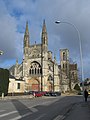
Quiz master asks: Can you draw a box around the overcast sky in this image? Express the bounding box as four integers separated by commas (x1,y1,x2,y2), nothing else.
0,0,90,79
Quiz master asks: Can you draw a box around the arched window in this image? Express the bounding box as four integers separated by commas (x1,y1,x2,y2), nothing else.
63,64,64,69
29,61,41,76
32,69,34,74
38,68,39,74
29,69,31,74
35,68,36,74
63,52,66,60
48,75,53,81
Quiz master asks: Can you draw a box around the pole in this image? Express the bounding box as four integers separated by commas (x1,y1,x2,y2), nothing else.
55,21,84,94
53,61,54,92
41,43,43,91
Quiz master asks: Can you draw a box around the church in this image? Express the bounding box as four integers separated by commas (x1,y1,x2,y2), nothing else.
9,20,62,93
9,20,79,94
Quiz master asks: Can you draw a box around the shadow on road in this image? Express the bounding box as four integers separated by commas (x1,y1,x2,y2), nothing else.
11,99,32,119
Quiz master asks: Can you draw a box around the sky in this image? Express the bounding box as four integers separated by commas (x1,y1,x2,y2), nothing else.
0,0,90,79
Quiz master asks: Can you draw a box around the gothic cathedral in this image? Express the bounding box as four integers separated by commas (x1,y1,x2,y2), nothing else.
9,20,60,92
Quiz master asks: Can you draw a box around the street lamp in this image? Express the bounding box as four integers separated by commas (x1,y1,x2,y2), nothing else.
0,50,4,55
55,21,84,93
41,43,43,91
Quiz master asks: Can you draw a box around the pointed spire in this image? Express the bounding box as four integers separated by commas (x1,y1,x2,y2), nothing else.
42,19,47,33
16,59,18,66
41,19,48,48
16,59,18,63
25,21,29,35
24,21,30,47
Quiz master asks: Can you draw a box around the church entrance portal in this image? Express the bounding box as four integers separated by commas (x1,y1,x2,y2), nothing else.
26,78,40,91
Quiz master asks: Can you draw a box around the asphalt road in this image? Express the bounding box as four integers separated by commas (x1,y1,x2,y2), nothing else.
0,95,83,120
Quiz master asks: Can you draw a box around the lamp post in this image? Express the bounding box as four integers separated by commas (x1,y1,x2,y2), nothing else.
41,43,43,91
52,61,54,92
0,50,4,98
55,21,84,94
0,50,3,55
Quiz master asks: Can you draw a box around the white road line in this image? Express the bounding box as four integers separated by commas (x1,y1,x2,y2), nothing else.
30,107,38,112
0,111,17,118
10,112,32,120
10,116,21,120
53,115,65,120
34,114,46,120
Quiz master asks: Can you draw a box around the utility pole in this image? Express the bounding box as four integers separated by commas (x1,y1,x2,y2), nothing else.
53,61,54,92
41,43,43,91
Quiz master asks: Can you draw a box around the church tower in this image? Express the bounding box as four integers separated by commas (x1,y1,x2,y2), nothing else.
60,49,70,78
23,21,30,59
41,20,48,52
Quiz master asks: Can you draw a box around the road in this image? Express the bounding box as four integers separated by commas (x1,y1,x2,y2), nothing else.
0,95,83,120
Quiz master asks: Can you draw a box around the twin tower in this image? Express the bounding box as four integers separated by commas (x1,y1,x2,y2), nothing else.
24,20,69,75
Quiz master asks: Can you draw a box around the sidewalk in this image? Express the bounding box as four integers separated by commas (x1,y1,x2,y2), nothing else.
64,100,90,120
0,95,34,100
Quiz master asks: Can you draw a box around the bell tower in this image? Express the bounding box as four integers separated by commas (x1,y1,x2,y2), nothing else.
23,21,30,59
60,49,70,78
41,20,48,52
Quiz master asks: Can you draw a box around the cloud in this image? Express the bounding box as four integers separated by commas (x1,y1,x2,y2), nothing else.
0,0,90,78
0,0,23,66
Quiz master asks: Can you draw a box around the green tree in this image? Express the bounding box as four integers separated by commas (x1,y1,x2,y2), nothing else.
0,68,9,96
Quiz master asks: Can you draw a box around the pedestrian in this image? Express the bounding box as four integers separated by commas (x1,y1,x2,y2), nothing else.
84,89,88,102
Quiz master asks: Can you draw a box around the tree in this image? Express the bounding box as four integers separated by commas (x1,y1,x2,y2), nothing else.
0,68,9,96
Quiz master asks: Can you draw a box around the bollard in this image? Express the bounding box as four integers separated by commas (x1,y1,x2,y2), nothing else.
2,93,4,99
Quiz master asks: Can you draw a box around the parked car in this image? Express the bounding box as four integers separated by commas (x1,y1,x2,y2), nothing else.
50,92,61,96
44,92,51,96
54,92,61,96
33,91,43,97
44,91,61,96
77,91,83,95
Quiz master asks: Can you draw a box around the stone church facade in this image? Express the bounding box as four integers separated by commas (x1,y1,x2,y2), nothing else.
9,20,79,93
9,20,61,92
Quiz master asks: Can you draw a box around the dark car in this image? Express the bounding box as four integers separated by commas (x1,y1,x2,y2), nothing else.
44,91,61,96
50,92,61,96
54,92,61,96
77,91,83,95
44,92,51,96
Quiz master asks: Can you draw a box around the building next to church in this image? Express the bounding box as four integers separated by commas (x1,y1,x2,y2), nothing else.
9,20,79,94
60,49,79,92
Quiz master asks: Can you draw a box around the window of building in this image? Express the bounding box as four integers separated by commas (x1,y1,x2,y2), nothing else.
48,75,53,81
63,52,66,60
29,62,41,75
44,37,46,44
17,83,20,89
66,63,67,69
29,69,31,74
63,64,64,69
35,68,36,74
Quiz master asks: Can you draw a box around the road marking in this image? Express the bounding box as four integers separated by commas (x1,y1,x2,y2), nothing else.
34,114,46,120
53,115,65,120
0,111,17,118
30,107,38,112
9,112,32,120
10,116,21,120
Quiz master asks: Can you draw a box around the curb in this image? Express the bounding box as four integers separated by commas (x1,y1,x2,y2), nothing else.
0,95,34,100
